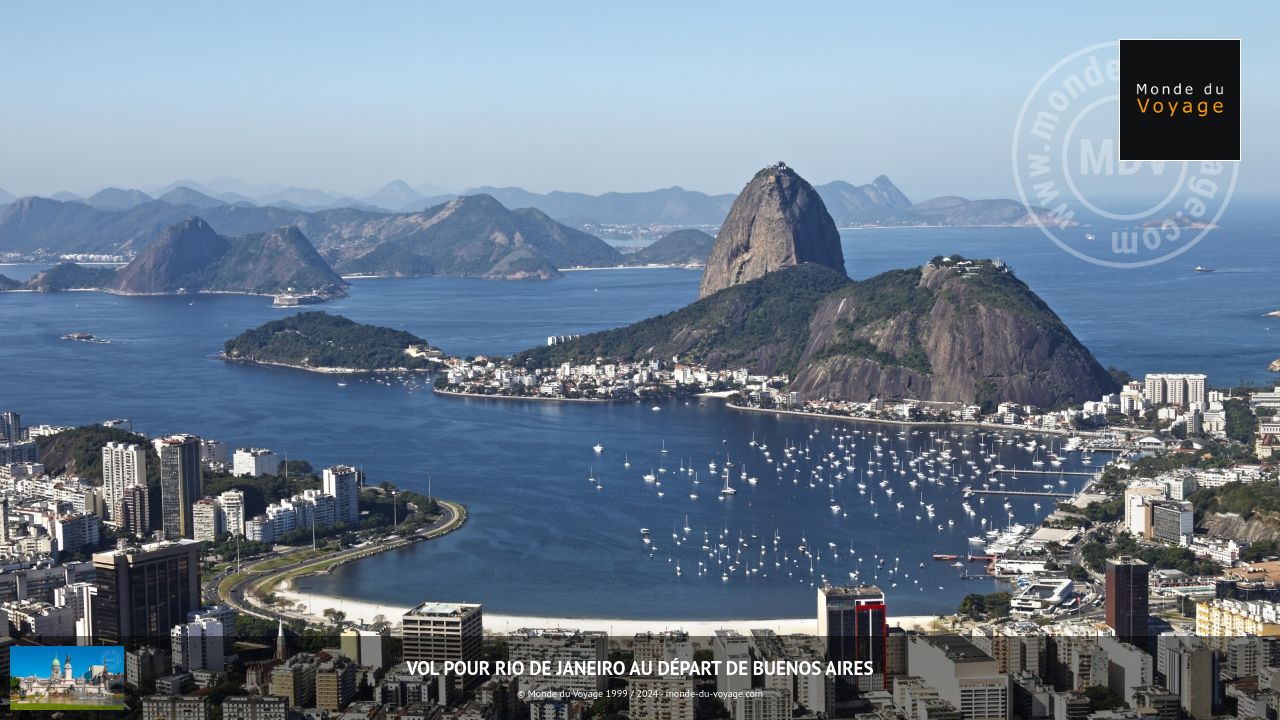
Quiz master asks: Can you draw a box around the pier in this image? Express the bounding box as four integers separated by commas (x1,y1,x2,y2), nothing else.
966,489,1074,499
993,468,1098,477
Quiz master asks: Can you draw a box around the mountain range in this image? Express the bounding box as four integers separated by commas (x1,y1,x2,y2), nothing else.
8,217,348,296
0,173,1058,248
0,190,623,277
515,163,1116,408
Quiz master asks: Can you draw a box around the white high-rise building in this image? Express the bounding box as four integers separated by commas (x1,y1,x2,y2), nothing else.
1143,373,1208,408
172,617,226,672
102,442,146,525
192,498,224,542
323,465,359,525
233,448,277,477
218,489,246,537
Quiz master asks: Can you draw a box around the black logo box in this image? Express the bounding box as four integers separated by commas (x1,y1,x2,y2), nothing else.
1119,39,1240,161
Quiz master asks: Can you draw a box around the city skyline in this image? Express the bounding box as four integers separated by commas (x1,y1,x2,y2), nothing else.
2,1,1277,199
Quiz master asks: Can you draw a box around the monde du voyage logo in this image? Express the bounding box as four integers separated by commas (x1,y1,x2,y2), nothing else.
1013,40,1241,268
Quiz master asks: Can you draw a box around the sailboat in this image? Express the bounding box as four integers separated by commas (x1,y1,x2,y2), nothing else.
720,469,737,496
624,454,630,469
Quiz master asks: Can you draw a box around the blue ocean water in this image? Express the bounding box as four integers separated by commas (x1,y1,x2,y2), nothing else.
0,203,1275,619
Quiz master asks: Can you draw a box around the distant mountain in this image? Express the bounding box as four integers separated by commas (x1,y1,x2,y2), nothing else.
361,180,427,212
321,195,622,279
255,186,342,209
813,176,1060,227
0,193,619,277
112,217,346,296
0,273,22,291
0,197,193,254
6,217,347,297
84,187,154,211
700,163,845,298
901,196,1051,226
813,176,912,223
50,191,82,202
455,186,736,226
625,229,716,266
0,188,15,204
158,187,228,209
335,241,436,277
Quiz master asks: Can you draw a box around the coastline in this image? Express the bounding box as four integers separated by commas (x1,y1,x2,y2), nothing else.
433,386,617,403
560,264,703,272
274,587,941,634
725,401,1091,438
220,353,436,375
4,285,344,300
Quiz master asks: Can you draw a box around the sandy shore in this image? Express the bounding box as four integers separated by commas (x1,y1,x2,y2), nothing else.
276,587,941,634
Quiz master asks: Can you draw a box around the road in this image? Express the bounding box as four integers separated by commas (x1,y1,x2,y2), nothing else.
209,499,466,623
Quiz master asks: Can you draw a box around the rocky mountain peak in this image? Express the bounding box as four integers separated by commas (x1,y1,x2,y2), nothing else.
698,163,845,298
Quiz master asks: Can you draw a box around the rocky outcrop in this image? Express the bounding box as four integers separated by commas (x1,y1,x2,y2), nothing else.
1202,512,1280,544
698,163,845,298
789,259,1117,408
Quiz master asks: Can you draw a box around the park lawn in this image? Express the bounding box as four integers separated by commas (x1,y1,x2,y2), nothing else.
13,700,127,710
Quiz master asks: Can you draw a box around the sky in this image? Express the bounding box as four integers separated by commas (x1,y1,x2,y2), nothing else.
1,1,1276,200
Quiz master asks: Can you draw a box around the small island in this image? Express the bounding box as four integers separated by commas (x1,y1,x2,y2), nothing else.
221,311,442,373
60,332,109,344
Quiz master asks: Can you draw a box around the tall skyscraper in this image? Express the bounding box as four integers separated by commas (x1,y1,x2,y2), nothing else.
1106,556,1150,642
156,434,202,539
818,584,887,694
91,539,202,643
0,410,21,442
120,485,152,537
323,465,360,526
102,441,147,525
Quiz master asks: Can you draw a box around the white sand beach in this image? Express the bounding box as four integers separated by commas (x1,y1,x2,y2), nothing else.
276,587,943,635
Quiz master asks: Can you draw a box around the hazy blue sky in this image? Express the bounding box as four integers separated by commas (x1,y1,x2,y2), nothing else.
2,2,1275,199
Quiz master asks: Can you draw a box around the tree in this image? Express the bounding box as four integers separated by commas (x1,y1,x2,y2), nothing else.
322,608,347,627
1084,685,1126,711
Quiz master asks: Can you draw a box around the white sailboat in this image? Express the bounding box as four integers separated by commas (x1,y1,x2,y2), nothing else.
720,469,737,496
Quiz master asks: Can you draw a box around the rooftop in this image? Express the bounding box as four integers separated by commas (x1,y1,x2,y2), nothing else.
405,601,481,618
821,584,885,600
915,634,995,664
